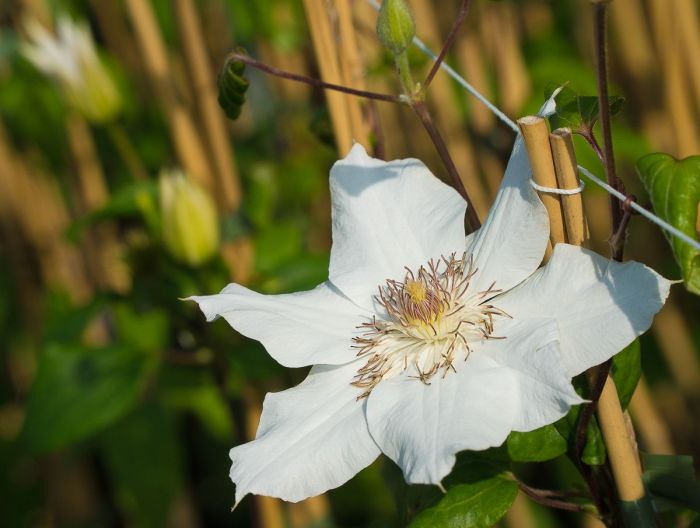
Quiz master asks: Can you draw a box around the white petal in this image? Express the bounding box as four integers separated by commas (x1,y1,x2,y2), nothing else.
189,281,365,368
497,244,672,377
484,318,584,432
329,144,468,309
365,354,518,486
230,362,380,504
466,138,549,294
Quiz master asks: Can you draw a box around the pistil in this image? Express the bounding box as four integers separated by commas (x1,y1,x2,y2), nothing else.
351,253,510,398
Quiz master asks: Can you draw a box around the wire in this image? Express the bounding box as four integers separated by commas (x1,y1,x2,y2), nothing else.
366,0,700,252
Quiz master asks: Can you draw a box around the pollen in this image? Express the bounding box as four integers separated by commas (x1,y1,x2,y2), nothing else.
351,253,510,399
405,279,427,303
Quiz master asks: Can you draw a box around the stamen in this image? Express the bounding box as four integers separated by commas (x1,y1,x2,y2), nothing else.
352,253,508,398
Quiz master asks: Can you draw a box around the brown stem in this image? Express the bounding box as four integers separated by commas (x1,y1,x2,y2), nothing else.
517,481,593,514
411,101,481,233
228,52,401,104
580,128,605,164
421,0,473,94
593,2,625,262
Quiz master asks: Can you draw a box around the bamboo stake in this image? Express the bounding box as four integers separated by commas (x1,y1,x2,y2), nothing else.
651,299,700,400
597,377,646,501
517,116,566,260
629,377,674,454
66,113,130,293
412,0,490,219
675,0,700,117
302,0,354,155
524,115,647,505
354,2,410,159
242,387,285,528
648,0,700,157
124,0,215,190
175,0,242,212
456,33,495,135
335,0,372,148
482,3,530,116
504,492,537,528
550,128,588,246
609,0,655,84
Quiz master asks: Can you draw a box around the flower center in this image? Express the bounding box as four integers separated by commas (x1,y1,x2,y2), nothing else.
351,253,509,399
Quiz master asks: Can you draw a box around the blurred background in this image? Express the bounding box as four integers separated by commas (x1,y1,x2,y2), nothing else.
0,0,699,526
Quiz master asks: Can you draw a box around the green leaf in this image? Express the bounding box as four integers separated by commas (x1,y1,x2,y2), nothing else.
507,424,567,462
545,84,624,133
254,223,302,274
409,477,518,528
218,50,250,121
637,153,700,294
555,405,607,466
113,303,169,355
21,343,152,452
642,453,700,513
67,180,159,241
99,404,184,528
611,339,642,409
159,367,234,440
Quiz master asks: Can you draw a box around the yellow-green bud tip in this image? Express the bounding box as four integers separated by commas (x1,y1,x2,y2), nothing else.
159,169,220,267
377,0,416,56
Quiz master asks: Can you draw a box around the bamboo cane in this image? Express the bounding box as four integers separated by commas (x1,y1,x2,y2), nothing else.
456,32,495,135
242,387,285,528
175,0,242,212
517,116,566,261
124,0,215,191
66,113,131,294
647,0,700,157
481,3,530,116
412,0,490,219
609,0,655,85
546,126,647,505
302,0,354,155
335,0,372,148
651,298,700,400
629,376,675,454
675,0,700,119
550,128,588,246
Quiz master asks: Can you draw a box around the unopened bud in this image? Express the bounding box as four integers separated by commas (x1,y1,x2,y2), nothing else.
377,0,416,56
159,169,220,267
22,15,122,124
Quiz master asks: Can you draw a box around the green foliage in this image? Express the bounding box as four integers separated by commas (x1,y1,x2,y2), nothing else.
507,425,568,462
637,153,700,294
160,367,234,440
99,404,184,528
642,454,700,513
409,479,518,528
68,180,160,241
21,343,153,452
611,339,641,409
555,405,606,466
545,84,624,134
218,51,250,121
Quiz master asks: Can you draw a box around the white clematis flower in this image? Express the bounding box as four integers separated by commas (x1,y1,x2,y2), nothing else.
191,139,671,505
21,14,122,123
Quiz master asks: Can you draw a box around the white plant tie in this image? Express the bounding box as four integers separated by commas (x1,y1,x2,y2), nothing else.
530,179,585,195
366,0,700,252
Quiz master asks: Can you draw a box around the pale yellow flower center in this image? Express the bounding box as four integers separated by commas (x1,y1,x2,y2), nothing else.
351,253,509,399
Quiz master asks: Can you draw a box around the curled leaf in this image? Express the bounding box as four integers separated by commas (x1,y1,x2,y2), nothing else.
218,49,250,120
637,153,700,294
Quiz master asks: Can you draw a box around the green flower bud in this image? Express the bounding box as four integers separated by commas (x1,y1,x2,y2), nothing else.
377,0,416,56
159,169,220,267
